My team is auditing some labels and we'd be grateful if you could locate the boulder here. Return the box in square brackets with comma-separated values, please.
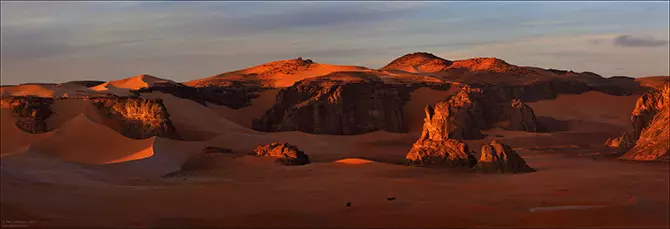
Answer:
[253, 142, 310, 165]
[475, 140, 535, 173]
[405, 138, 477, 167]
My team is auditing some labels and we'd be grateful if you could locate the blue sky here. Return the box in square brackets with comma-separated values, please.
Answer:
[1, 1, 668, 85]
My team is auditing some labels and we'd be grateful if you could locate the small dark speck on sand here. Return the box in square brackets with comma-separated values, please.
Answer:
[346, 202, 352, 207]
[387, 197, 396, 201]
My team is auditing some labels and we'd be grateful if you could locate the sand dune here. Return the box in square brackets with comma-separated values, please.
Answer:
[1, 84, 56, 98]
[91, 74, 175, 96]
[207, 89, 280, 128]
[29, 114, 156, 164]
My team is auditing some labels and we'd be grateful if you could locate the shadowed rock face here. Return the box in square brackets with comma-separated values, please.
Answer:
[507, 99, 538, 132]
[1, 96, 54, 133]
[614, 84, 670, 161]
[252, 72, 413, 135]
[475, 140, 535, 173]
[92, 97, 180, 139]
[133, 82, 262, 109]
[253, 142, 310, 165]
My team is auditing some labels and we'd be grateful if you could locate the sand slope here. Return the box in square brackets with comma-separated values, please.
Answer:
[528, 91, 639, 127]
[29, 114, 156, 164]
[141, 92, 253, 140]
[1, 85, 56, 98]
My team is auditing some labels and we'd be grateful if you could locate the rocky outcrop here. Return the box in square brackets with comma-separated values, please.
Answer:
[613, 84, 670, 161]
[405, 138, 477, 167]
[92, 97, 180, 139]
[252, 72, 413, 135]
[425, 87, 486, 140]
[423, 86, 539, 140]
[475, 140, 535, 173]
[405, 101, 477, 167]
[252, 142, 310, 165]
[506, 99, 538, 132]
[0, 96, 54, 133]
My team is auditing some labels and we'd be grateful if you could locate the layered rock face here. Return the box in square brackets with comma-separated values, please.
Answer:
[92, 97, 180, 139]
[425, 86, 539, 140]
[1, 96, 54, 133]
[475, 140, 535, 173]
[252, 72, 412, 135]
[133, 82, 262, 109]
[612, 84, 669, 161]
[253, 142, 310, 165]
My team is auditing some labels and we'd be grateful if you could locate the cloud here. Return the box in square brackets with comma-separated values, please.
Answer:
[613, 35, 668, 47]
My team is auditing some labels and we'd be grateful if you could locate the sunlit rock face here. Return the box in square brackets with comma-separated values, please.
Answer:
[92, 97, 180, 139]
[475, 140, 535, 173]
[418, 86, 540, 141]
[253, 142, 310, 165]
[1, 96, 54, 133]
[615, 84, 670, 161]
[405, 100, 477, 167]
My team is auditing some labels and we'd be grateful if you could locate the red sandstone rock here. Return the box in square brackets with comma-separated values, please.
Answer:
[475, 140, 535, 173]
[253, 142, 310, 165]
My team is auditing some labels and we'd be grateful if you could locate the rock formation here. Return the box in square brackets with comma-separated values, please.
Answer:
[475, 140, 535, 173]
[0, 96, 54, 133]
[506, 99, 538, 132]
[405, 102, 477, 167]
[425, 86, 486, 140]
[612, 84, 669, 161]
[252, 142, 310, 165]
[422, 86, 539, 140]
[92, 97, 180, 139]
[252, 72, 412, 135]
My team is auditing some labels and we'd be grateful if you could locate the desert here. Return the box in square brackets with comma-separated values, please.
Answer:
[1, 52, 668, 228]
[1, 2, 669, 228]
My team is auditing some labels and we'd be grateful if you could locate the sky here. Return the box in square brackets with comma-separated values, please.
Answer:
[1, 1, 669, 85]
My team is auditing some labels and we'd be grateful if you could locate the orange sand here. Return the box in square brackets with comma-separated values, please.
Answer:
[30, 114, 155, 164]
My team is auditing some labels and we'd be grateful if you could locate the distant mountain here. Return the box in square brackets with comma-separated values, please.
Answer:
[183, 57, 370, 88]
